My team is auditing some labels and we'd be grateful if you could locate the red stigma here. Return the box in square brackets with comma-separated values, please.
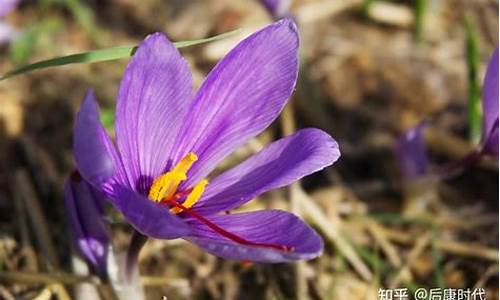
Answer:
[161, 195, 293, 253]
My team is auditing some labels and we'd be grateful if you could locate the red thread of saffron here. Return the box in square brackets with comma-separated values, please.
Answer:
[161, 194, 293, 252]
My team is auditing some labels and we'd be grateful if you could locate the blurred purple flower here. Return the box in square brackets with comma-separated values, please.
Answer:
[64, 171, 110, 278]
[395, 121, 429, 180]
[259, 0, 291, 19]
[396, 48, 498, 178]
[0, 0, 19, 44]
[481, 47, 499, 157]
[72, 18, 340, 263]
[0, 0, 18, 17]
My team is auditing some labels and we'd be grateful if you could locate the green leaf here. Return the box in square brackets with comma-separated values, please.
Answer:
[361, 0, 374, 17]
[368, 213, 432, 226]
[413, 0, 426, 42]
[431, 226, 445, 288]
[465, 17, 482, 144]
[0, 29, 239, 80]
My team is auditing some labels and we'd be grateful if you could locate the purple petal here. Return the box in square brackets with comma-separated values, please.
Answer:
[395, 121, 429, 179]
[482, 48, 499, 139]
[483, 118, 498, 156]
[259, 0, 291, 18]
[74, 90, 124, 192]
[64, 173, 110, 277]
[0, 0, 19, 19]
[115, 33, 192, 193]
[185, 210, 323, 262]
[482, 47, 499, 156]
[192, 128, 340, 215]
[172, 18, 299, 188]
[109, 185, 191, 239]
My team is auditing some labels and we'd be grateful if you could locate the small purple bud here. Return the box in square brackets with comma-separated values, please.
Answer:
[481, 47, 499, 157]
[64, 171, 110, 279]
[395, 121, 429, 180]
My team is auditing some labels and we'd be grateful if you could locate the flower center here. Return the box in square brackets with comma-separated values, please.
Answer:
[148, 152, 293, 253]
[148, 152, 208, 214]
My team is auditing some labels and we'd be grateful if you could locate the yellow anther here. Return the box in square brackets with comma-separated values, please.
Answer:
[148, 152, 198, 202]
[170, 179, 208, 214]
[172, 152, 198, 175]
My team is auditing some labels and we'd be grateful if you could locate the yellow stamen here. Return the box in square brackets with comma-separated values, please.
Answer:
[148, 152, 198, 202]
[170, 179, 208, 214]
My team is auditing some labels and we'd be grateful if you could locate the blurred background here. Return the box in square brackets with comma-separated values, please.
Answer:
[0, 0, 498, 299]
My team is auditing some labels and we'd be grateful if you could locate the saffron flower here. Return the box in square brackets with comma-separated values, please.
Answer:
[64, 171, 110, 278]
[73, 19, 340, 263]
[395, 48, 499, 179]
[0, 0, 19, 45]
[259, 0, 291, 19]
[480, 47, 498, 157]
[395, 121, 429, 180]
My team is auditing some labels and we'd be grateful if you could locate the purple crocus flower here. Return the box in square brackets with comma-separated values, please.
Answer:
[259, 0, 291, 19]
[481, 47, 499, 157]
[395, 121, 429, 180]
[0, 0, 19, 45]
[396, 48, 499, 178]
[64, 171, 110, 278]
[73, 18, 340, 263]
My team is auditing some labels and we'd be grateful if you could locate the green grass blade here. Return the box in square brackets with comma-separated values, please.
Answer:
[172, 29, 239, 47]
[431, 226, 445, 288]
[0, 29, 239, 80]
[367, 213, 432, 226]
[414, 0, 426, 42]
[465, 17, 482, 144]
[1, 46, 136, 80]
[361, 0, 374, 17]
